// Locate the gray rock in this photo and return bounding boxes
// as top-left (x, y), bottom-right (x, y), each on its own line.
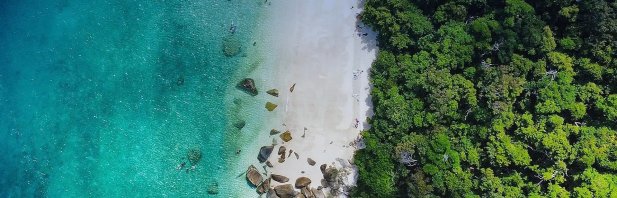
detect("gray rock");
top-left (270, 129), bottom-right (281, 135)
top-left (295, 177), bottom-right (311, 189)
top-left (246, 165), bottom-right (263, 187)
top-left (237, 78), bottom-right (258, 96)
top-left (267, 188), bottom-right (279, 198)
top-left (274, 184), bottom-right (297, 198)
top-left (258, 146), bottom-right (275, 163)
top-left (267, 89), bottom-right (279, 97)
top-left (266, 161), bottom-right (274, 168)
top-left (257, 178), bottom-right (271, 195)
top-left (271, 174), bottom-right (290, 183)
top-left (320, 164), bottom-right (327, 174)
top-left (301, 187), bottom-right (313, 198)
top-left (307, 158), bottom-right (316, 166)
top-left (294, 152), bottom-right (299, 159)
top-left (311, 188), bottom-right (326, 198)
top-left (278, 146), bottom-right (286, 155)
top-left (234, 120), bottom-right (246, 129)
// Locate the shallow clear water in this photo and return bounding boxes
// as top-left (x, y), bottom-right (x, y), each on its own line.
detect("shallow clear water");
top-left (0, 0), bottom-right (267, 196)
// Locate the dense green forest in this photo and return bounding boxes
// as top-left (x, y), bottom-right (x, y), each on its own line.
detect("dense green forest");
top-left (353, 0), bottom-right (617, 197)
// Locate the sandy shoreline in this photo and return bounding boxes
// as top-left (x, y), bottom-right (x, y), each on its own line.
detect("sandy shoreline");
top-left (255, 0), bottom-right (377, 196)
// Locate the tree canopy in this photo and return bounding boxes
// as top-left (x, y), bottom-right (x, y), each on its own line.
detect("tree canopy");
top-left (353, 0), bottom-right (617, 197)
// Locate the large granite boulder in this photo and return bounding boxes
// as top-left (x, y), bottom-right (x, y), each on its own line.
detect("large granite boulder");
top-left (237, 78), bottom-right (258, 96)
top-left (265, 102), bottom-right (278, 111)
top-left (271, 174), bottom-right (290, 183)
top-left (246, 165), bottom-right (263, 187)
top-left (280, 131), bottom-right (292, 142)
top-left (323, 167), bottom-right (339, 183)
top-left (295, 177), bottom-right (311, 189)
top-left (274, 184), bottom-right (297, 198)
top-left (258, 146), bottom-right (274, 163)
top-left (187, 148), bottom-right (202, 165)
top-left (307, 158), bottom-right (316, 166)
top-left (257, 178), bottom-right (271, 194)
top-left (266, 188), bottom-right (279, 198)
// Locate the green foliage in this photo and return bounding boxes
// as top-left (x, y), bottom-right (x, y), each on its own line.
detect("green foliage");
top-left (354, 0), bottom-right (617, 197)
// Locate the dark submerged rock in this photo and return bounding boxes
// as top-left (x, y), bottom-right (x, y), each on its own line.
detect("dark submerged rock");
top-left (207, 181), bottom-right (219, 195)
top-left (187, 148), bottom-right (202, 165)
top-left (222, 35), bottom-right (242, 57)
top-left (237, 78), bottom-right (258, 96)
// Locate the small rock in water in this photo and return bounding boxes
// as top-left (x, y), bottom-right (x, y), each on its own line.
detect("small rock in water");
top-left (265, 102), bottom-right (278, 111)
top-left (207, 181), bottom-right (219, 195)
top-left (266, 161), bottom-right (274, 168)
top-left (237, 78), bottom-right (258, 96)
top-left (266, 89), bottom-right (279, 97)
top-left (187, 148), bottom-right (202, 165)
top-left (294, 152), bottom-right (299, 159)
top-left (234, 120), bottom-right (246, 130)
top-left (222, 35), bottom-right (242, 57)
top-left (288, 149), bottom-right (293, 158)
top-left (176, 76), bottom-right (184, 86)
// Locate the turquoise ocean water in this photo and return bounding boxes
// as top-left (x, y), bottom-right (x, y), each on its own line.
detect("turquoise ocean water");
top-left (0, 0), bottom-right (269, 197)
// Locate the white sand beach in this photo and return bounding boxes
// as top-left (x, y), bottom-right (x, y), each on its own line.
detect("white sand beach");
top-left (258, 0), bottom-right (377, 196)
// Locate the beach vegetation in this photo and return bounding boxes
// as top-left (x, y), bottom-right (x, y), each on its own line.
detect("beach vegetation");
top-left (354, 0), bottom-right (617, 197)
